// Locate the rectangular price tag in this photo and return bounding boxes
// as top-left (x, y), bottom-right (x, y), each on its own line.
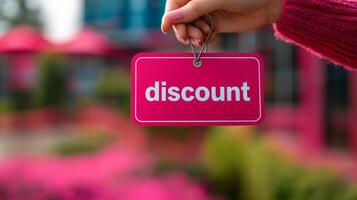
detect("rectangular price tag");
top-left (131, 53), bottom-right (264, 126)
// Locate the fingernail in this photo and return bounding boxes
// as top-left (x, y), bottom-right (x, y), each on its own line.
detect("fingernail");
top-left (166, 9), bottom-right (184, 21)
top-left (191, 39), bottom-right (202, 46)
top-left (179, 38), bottom-right (189, 45)
top-left (203, 27), bottom-right (210, 34)
top-left (185, 39), bottom-right (190, 45)
top-left (161, 26), bottom-right (167, 34)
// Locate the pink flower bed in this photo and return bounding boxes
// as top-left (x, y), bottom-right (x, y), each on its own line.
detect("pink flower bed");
top-left (0, 147), bottom-right (210, 200)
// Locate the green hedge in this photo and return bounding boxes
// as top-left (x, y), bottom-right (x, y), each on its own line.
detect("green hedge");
top-left (202, 127), bottom-right (357, 200)
top-left (53, 131), bottom-right (117, 156)
top-left (35, 54), bottom-right (67, 108)
top-left (96, 68), bottom-right (130, 115)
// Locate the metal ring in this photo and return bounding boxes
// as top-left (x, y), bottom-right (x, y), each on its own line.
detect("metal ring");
top-left (193, 59), bottom-right (202, 68)
top-left (189, 14), bottom-right (214, 68)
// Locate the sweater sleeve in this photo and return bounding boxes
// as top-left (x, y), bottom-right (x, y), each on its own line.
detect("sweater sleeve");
top-left (273, 0), bottom-right (357, 70)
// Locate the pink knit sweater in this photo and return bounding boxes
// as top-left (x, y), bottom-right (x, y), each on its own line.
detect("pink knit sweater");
top-left (273, 0), bottom-right (357, 70)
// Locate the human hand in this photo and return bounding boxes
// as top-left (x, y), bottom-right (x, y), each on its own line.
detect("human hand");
top-left (161, 0), bottom-right (282, 46)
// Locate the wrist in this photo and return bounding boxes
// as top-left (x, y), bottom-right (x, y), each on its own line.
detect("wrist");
top-left (267, 0), bottom-right (282, 23)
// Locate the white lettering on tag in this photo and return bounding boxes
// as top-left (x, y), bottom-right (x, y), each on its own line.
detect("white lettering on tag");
top-left (145, 81), bottom-right (251, 102)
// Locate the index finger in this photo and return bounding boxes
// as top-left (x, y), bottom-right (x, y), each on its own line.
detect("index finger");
top-left (161, 0), bottom-right (190, 33)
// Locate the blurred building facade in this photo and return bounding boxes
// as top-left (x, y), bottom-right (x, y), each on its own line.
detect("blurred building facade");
top-left (0, 0), bottom-right (354, 170)
top-left (83, 0), bottom-right (357, 159)
top-left (254, 28), bottom-right (357, 157)
top-left (0, 1), bottom-right (355, 198)
top-left (84, 0), bottom-right (165, 45)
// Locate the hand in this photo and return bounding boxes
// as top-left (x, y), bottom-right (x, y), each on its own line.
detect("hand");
top-left (161, 0), bottom-right (282, 46)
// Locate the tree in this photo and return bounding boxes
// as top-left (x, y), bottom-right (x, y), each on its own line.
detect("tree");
top-left (0, 0), bottom-right (41, 28)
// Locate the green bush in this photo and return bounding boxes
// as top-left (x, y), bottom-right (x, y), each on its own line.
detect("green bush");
top-left (9, 90), bottom-right (34, 111)
top-left (291, 169), bottom-right (346, 200)
top-left (0, 99), bottom-right (10, 114)
top-left (338, 186), bottom-right (357, 200)
top-left (146, 126), bottom-right (205, 140)
top-left (201, 127), bottom-right (255, 199)
top-left (201, 127), bottom-right (357, 200)
top-left (35, 54), bottom-right (67, 108)
top-left (53, 132), bottom-right (117, 156)
top-left (96, 68), bottom-right (130, 115)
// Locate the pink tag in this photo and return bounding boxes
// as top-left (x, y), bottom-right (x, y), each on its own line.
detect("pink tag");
top-left (131, 53), bottom-right (264, 126)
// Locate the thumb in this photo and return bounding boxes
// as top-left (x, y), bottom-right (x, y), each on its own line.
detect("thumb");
top-left (164, 0), bottom-right (220, 24)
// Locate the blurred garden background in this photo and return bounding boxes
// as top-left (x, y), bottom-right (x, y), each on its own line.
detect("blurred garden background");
top-left (0, 0), bottom-right (356, 199)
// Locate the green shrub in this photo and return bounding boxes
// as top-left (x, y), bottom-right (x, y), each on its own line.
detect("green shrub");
top-left (0, 99), bottom-right (10, 114)
top-left (96, 68), bottom-right (130, 115)
top-left (201, 127), bottom-right (356, 200)
top-left (338, 186), bottom-right (357, 200)
top-left (35, 54), bottom-right (67, 108)
top-left (53, 132), bottom-right (117, 156)
top-left (146, 126), bottom-right (204, 140)
top-left (201, 127), bottom-right (254, 199)
top-left (291, 169), bottom-right (346, 200)
top-left (9, 90), bottom-right (34, 111)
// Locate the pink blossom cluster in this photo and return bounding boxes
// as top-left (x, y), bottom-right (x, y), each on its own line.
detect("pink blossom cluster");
top-left (0, 147), bottom-right (209, 200)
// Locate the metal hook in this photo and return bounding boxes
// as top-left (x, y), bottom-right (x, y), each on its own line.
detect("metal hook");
top-left (189, 14), bottom-right (214, 68)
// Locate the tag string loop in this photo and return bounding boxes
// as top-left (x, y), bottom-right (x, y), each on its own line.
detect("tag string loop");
top-left (189, 14), bottom-right (214, 67)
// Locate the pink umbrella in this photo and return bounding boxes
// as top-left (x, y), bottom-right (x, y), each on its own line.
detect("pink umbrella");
top-left (58, 28), bottom-right (114, 56)
top-left (0, 25), bottom-right (53, 53)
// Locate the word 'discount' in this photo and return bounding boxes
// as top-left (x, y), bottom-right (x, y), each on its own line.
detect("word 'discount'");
top-left (145, 81), bottom-right (251, 102)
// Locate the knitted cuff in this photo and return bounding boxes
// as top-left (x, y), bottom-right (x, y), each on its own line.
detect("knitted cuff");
top-left (273, 0), bottom-right (357, 69)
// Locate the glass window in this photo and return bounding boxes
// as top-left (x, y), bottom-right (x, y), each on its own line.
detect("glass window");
top-left (256, 27), bottom-right (299, 105)
top-left (84, 0), bottom-right (98, 22)
top-left (325, 63), bottom-right (350, 151)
